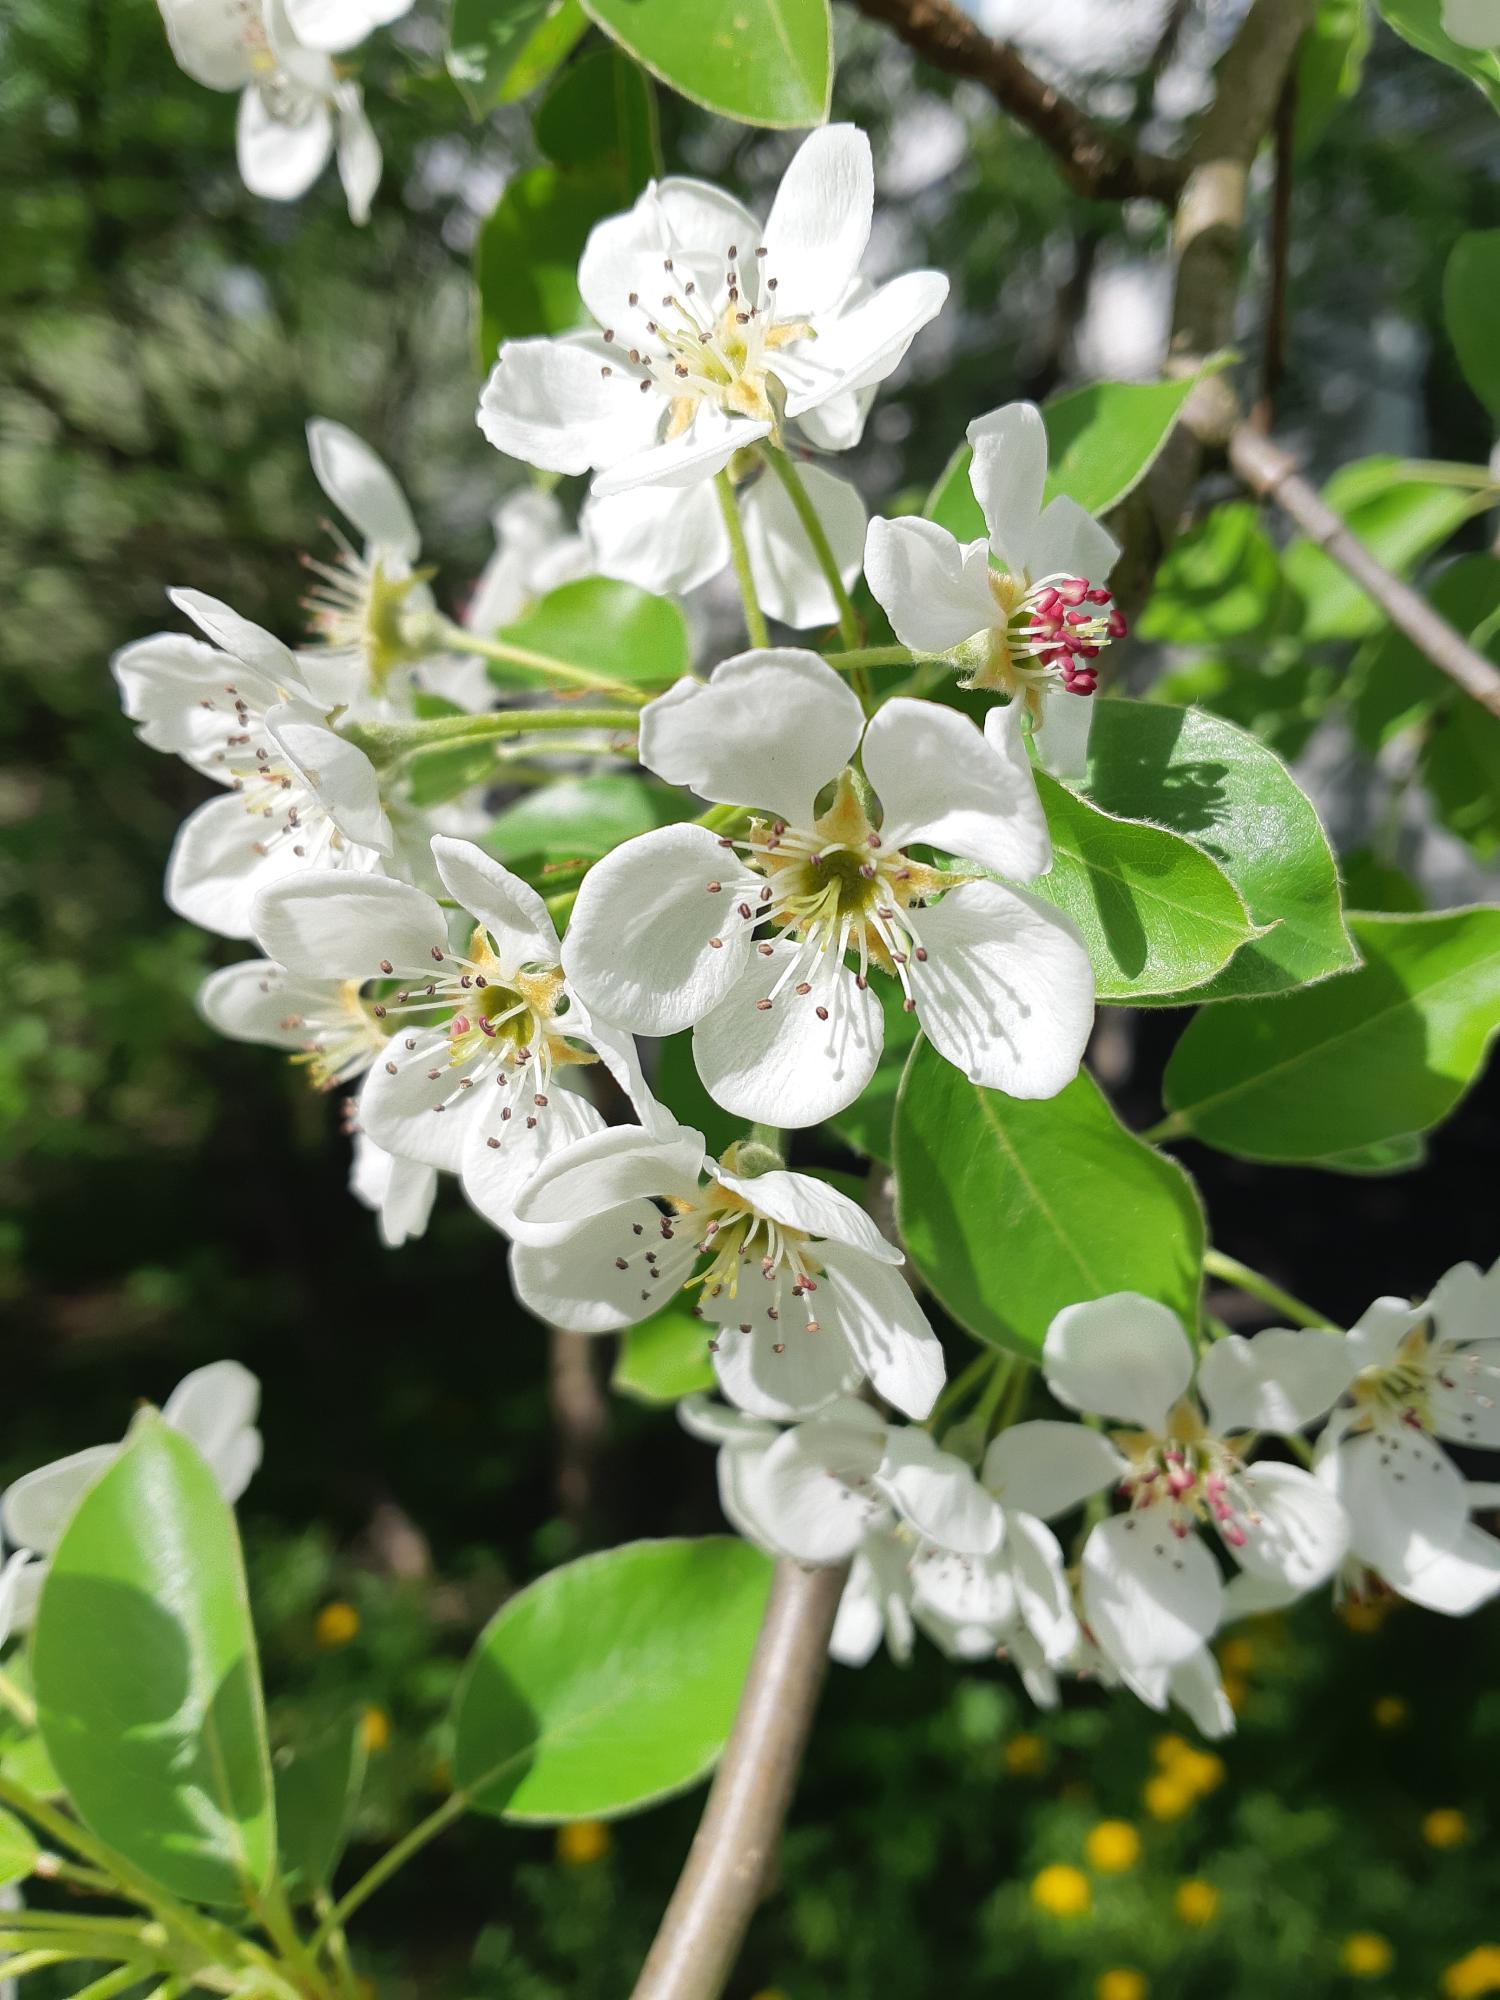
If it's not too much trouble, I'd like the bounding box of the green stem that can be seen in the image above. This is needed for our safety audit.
[760,448,863,653]
[0,1949,70,1978]
[439,622,648,704]
[927,1351,996,1431]
[313,1894,360,2000]
[714,473,770,650]
[973,1356,1021,1437]
[0,1670,36,1730]
[344,707,641,768]
[1139,1112,1189,1145]
[746,1123,785,1162]
[1202,1249,1337,1331]
[62,1964,155,2000]
[252,1883,334,2000]
[308,1791,470,1955]
[819,645,918,672]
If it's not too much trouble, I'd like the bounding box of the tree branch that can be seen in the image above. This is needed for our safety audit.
[630,1559,847,2000]
[1229,426,1500,721]
[843,0,1183,203]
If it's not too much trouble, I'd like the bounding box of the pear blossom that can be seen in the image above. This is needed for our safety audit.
[349,1131,438,1247]
[583,459,867,627]
[112,589,390,938]
[252,835,648,1227]
[561,649,1094,1127]
[864,402,1126,777]
[156,0,384,223]
[465,489,592,639]
[1038,1293,1350,1671]
[477,125,948,497]
[1441,0,1500,47]
[508,1116,945,1419]
[1,1362,263,1629]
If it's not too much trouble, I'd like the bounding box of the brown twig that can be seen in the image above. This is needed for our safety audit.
[630,1559,848,2000]
[1250,69,1298,433]
[1229,426,1500,720]
[844,0,1183,203]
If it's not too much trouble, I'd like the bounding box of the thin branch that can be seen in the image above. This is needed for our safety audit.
[1229,425,1500,721]
[630,1559,847,2000]
[843,0,1183,203]
[1250,68,1297,434]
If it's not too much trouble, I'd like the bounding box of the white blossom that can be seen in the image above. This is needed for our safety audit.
[864,402,1125,777]
[1441,0,1500,47]
[349,1132,438,1247]
[509,1115,945,1419]
[252,835,649,1228]
[561,649,1094,1126]
[477,126,947,496]
[465,490,593,639]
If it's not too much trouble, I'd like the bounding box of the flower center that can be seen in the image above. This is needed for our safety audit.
[965,573,1127,714]
[1113,1405,1254,1548]
[301,532,433,694]
[202,685,353,865]
[1349,1325,1441,1435]
[283,979,388,1091]
[595,245,813,438]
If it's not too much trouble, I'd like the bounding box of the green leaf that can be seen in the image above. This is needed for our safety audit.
[1029,772,1261,1002]
[493,577,690,692]
[534,45,661,183]
[1296,0,1373,154]
[828,980,921,1164]
[275,1718,367,1902]
[654,1032,741,1161]
[1082,699,1358,1000]
[1162,908,1500,1162]
[31,1415,275,1908]
[1138,502,1285,645]
[0,1807,38,1887]
[475,164,617,359]
[1281,457,1489,642]
[1339,848,1425,914]
[485,774,692,872]
[1445,231,1500,419]
[612,1308,715,1404]
[1309,1132,1428,1177]
[452,1538,773,1820]
[894,1050,1205,1361]
[1374,0,1500,111]
[447,0,588,117]
[926,376,1200,542]
[580,0,831,126]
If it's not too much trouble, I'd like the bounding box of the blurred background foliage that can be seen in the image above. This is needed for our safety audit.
[1,0,1498,1993]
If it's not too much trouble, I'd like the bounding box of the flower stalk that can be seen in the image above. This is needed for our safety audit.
[714,473,771,650]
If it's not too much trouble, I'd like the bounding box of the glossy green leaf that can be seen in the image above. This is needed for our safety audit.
[447,0,587,116]
[452,1538,773,1820]
[1138,502,1285,645]
[32,1416,275,1908]
[828,980,921,1164]
[1310,1132,1428,1177]
[1163,908,1500,1161]
[485,774,692,872]
[1296,0,1373,153]
[926,376,1199,542]
[1375,0,1500,110]
[475,165,616,359]
[1082,699,1358,1000]
[1028,773,1261,1002]
[493,577,690,691]
[654,1031,740,1160]
[1445,231,1500,418]
[580,0,831,126]
[535,45,660,182]
[612,1307,715,1404]
[1281,457,1488,642]
[1149,650,1332,763]
[275,1718,366,1901]
[894,1050,1204,1360]
[1339,848,1425,914]
[0,1808,38,1887]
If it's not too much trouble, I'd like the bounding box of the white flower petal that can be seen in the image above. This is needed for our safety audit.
[1082,1513,1224,1670]
[266,702,391,854]
[166,791,311,941]
[3,1446,120,1557]
[431,835,561,969]
[1344,1293,1425,1370]
[906,878,1094,1098]
[158,0,256,88]
[562,824,760,1036]
[166,588,300,681]
[910,1544,1014,1631]
[1428,1258,1500,1349]
[253,869,447,978]
[1429,1353,1500,1449]
[350,1136,437,1247]
[640,649,863,825]
[237,84,333,202]
[878,1429,1002,1553]
[161,1362,261,1497]
[966,402,1047,577]
[1006,1511,1079,1664]
[862,517,996,655]
[1328,1427,1469,1576]
[778,270,948,415]
[862,695,1050,880]
[459,1083,605,1233]
[710,1285,864,1421]
[510,1120,707,1231]
[197,960,334,1049]
[355,1027,486,1172]
[678,1394,776,1449]
[739,464,867,630]
[511,1202,700,1332]
[819,1240,945,1420]
[112,632,256,772]
[982,1419,1124,1520]
[576,177,760,333]
[710,1164,901,1265]
[1198,1329,1358,1437]
[306,419,418,562]
[1390,1521,1500,1614]
[761,126,874,318]
[477,333,660,476]
[1044,1293,1195,1432]
[831,1545,911,1667]
[582,482,729,598]
[1030,494,1120,586]
[283,0,411,52]
[1033,686,1095,782]
[732,1408,887,1563]
[692,942,883,1129]
[589,405,771,498]
[1164,1647,1235,1739]
[1231,1461,1348,1593]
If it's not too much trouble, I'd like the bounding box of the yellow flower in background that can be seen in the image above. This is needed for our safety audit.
[1424,1808,1469,1849]
[1143,1775,1194,1823]
[359,1705,391,1753]
[1341,1596,1393,1635]
[556,1820,611,1867]
[1175,1879,1220,1927]
[1004,1732,1046,1775]
[1152,1733,1191,1768]
[1443,1944,1500,1997]
[1219,1635,1256,1675]
[1097,1971,1147,2000]
[1030,1864,1091,1917]
[314,1600,360,1649]
[1371,1695,1408,1730]
[1340,1933,1393,1978]
[1222,1676,1251,1713]
[1085,1820,1141,1873]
